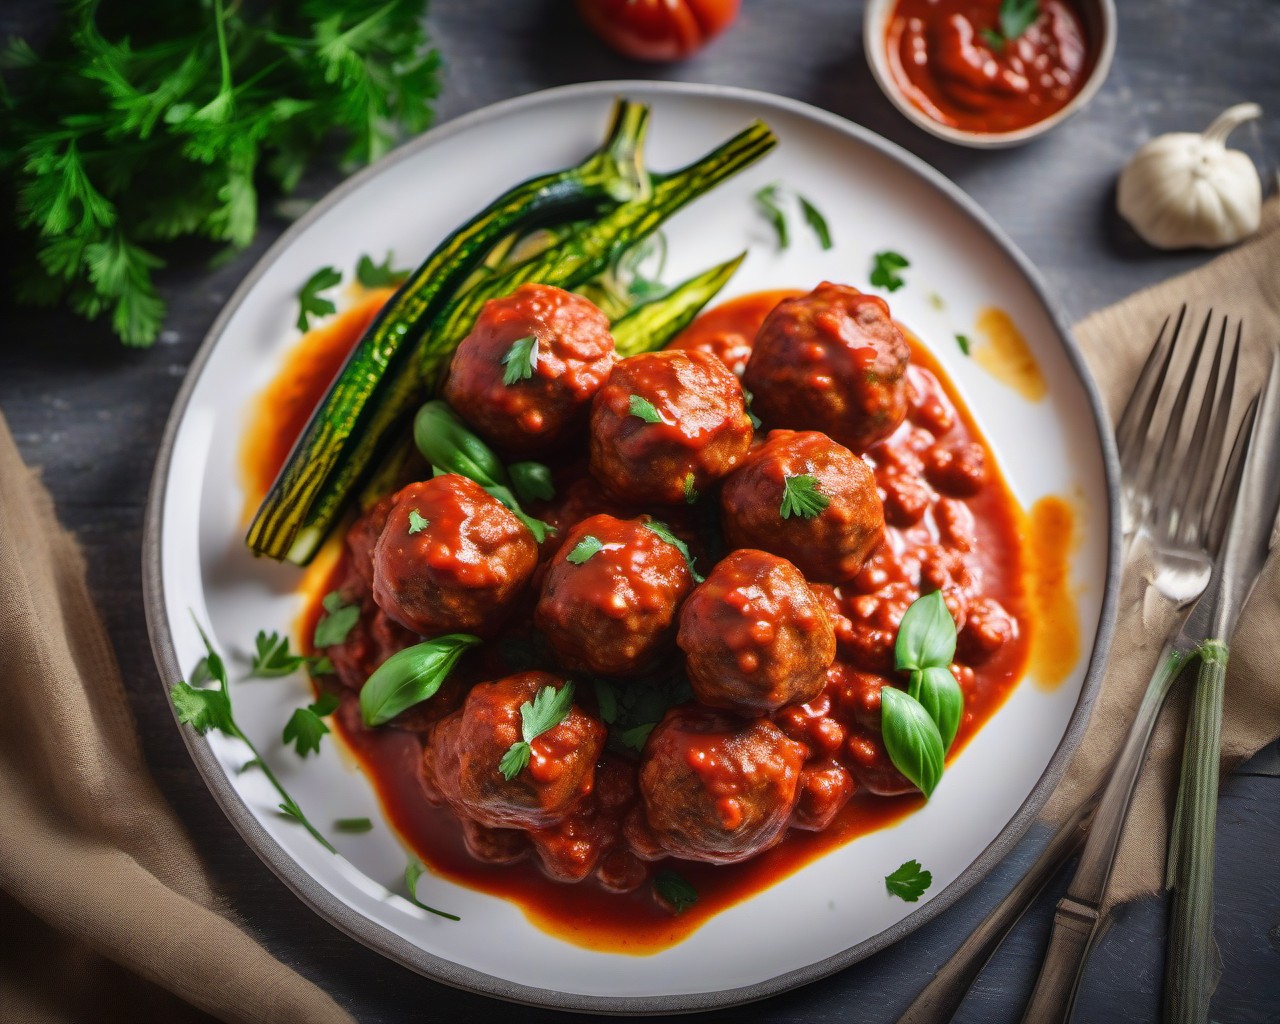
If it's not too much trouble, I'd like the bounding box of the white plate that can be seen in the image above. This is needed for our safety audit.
[144,81,1119,1013]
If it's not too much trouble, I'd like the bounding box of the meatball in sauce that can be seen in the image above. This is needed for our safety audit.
[589,349,754,505]
[678,549,835,715]
[721,430,886,583]
[743,282,911,453]
[371,474,538,637]
[534,513,694,675]
[444,283,617,456]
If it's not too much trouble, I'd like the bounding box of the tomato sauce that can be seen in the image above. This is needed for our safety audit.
[886,0,1096,135]
[263,289,1054,954]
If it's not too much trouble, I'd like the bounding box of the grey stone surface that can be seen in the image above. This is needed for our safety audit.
[1,0,1277,1020]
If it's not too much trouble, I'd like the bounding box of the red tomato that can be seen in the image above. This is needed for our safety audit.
[576,0,741,62]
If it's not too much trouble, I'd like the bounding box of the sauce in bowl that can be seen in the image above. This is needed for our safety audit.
[886,0,1096,135]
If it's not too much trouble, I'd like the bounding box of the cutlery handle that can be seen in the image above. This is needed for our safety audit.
[895,806,1093,1024]
[1019,896,1098,1024]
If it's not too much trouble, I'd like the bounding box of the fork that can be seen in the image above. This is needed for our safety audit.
[894,308,1245,1024]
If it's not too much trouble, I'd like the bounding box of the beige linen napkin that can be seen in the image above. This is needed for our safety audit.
[0,418,353,1024]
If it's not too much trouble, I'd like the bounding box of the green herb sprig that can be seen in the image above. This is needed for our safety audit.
[6,0,440,346]
[628,395,665,424]
[779,474,830,520]
[501,335,539,386]
[881,590,962,798]
[359,634,481,727]
[412,400,555,543]
[499,681,576,781]
[870,250,910,292]
[655,870,699,914]
[644,520,704,582]
[753,183,833,251]
[981,0,1041,50]
[405,858,460,921]
[885,859,932,902]
[170,621,334,852]
[314,592,360,648]
[282,692,340,757]
[567,535,605,564]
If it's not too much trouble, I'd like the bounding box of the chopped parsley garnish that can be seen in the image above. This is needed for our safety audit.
[885,859,933,902]
[619,722,656,752]
[956,334,972,356]
[501,335,539,386]
[567,535,604,565]
[644,520,704,582]
[753,182,833,251]
[282,692,340,757]
[628,395,664,424]
[683,472,699,504]
[779,474,830,520]
[743,388,762,429]
[334,817,374,833]
[355,251,410,289]
[870,250,910,292]
[314,591,360,648]
[296,265,342,332]
[405,859,460,921]
[499,682,576,781]
[407,509,429,534]
[655,870,699,915]
[249,630,308,678]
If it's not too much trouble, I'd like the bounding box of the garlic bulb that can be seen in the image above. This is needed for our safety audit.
[1117,103,1264,250]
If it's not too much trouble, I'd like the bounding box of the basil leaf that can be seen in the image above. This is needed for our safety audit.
[413,400,508,490]
[911,665,963,753]
[881,687,945,798]
[509,461,555,503]
[894,590,957,672]
[359,634,481,727]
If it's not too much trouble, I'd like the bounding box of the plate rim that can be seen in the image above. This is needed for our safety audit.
[142,78,1121,1015]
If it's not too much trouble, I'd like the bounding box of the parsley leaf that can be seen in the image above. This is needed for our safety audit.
[356,251,410,289]
[405,859,460,920]
[870,251,911,292]
[499,682,576,781]
[885,859,933,902]
[501,335,539,386]
[407,509,429,534]
[314,591,360,648]
[780,474,830,520]
[628,395,665,424]
[296,265,342,332]
[335,817,374,833]
[619,722,656,752]
[798,194,834,250]
[754,182,834,251]
[999,0,1041,43]
[171,620,333,852]
[655,870,699,914]
[956,334,972,356]
[644,520,704,582]
[250,630,308,678]
[282,692,340,757]
[593,678,619,725]
[743,388,762,430]
[683,472,699,504]
[754,184,790,249]
[567,535,604,564]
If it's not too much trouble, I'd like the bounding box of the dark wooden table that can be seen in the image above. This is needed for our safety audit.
[3,1,1278,1021]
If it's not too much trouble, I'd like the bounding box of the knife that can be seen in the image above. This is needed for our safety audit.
[1163,351,1280,1024]
[1018,352,1280,1024]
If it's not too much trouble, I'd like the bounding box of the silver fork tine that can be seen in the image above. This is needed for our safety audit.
[1179,318,1240,548]
[1206,389,1258,555]
[1146,310,1215,544]
[1117,308,1181,479]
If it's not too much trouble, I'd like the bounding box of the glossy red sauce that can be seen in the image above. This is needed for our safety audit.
[886,0,1095,135]
[272,289,1035,953]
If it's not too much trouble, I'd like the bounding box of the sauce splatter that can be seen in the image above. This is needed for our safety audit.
[239,289,394,521]
[973,306,1047,402]
[1026,494,1080,689]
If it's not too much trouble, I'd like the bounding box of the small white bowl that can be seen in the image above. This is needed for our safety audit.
[863,0,1117,148]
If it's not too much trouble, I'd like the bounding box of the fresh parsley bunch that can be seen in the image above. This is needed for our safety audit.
[1,0,441,346]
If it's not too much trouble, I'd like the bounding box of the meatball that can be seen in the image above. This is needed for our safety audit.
[371,474,538,636]
[630,705,805,864]
[534,514,693,675]
[677,549,835,714]
[720,430,885,583]
[443,283,617,456]
[345,493,395,589]
[589,349,753,505]
[743,282,911,452]
[423,671,606,830]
